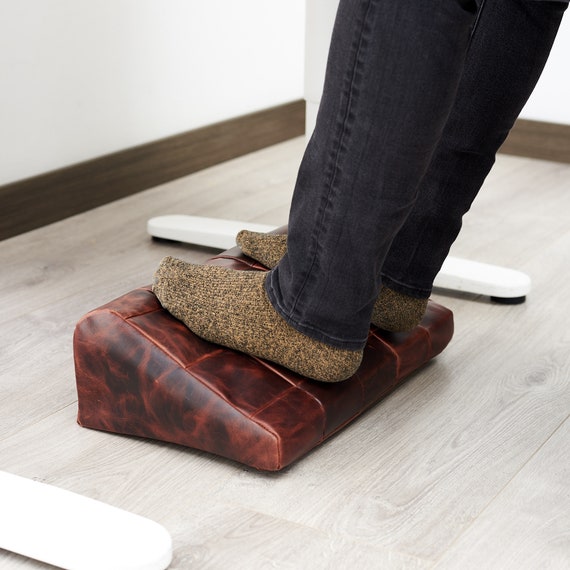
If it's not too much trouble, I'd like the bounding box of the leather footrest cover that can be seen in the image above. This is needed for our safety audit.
[74,248,454,471]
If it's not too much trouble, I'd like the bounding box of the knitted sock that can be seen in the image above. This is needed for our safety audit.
[372,287,428,332]
[236,230,428,332]
[236,230,288,269]
[152,257,363,382]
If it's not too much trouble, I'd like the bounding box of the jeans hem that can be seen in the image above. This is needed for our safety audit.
[381,274,432,300]
[265,273,368,351]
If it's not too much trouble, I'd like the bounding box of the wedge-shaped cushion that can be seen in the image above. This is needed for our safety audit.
[74,248,453,471]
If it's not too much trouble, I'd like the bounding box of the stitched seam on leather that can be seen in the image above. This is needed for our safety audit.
[251,357,328,439]
[185,360,282,426]
[369,330,401,378]
[419,326,433,358]
[187,363,282,467]
[249,383,321,468]
[110,313,311,468]
[122,314,223,369]
[123,306,163,319]
[249,385,298,418]
[183,349,226,369]
[210,255,262,267]
[122,323,283,460]
[123,314,283,446]
[250,356,301,388]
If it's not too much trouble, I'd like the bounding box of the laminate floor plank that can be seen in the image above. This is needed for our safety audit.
[1,138,569,569]
[0,138,299,323]
[207,161,570,560]
[167,502,431,570]
[434,417,570,570]
[210,309,569,560]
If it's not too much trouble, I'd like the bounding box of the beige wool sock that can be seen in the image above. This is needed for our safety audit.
[152,257,363,382]
[372,287,428,332]
[236,230,287,269]
[236,229,428,332]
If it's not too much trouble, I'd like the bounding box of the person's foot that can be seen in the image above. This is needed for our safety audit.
[372,286,428,332]
[236,230,287,269]
[236,230,428,332]
[153,256,363,382]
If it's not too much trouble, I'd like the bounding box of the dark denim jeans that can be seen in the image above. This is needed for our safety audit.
[266,0,567,350]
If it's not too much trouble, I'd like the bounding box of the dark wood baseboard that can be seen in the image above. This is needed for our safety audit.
[1,104,568,241]
[0,100,305,241]
[500,118,570,164]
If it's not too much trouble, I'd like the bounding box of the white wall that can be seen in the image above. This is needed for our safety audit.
[0,0,305,186]
[304,0,570,141]
[520,12,570,124]
[1,1,568,187]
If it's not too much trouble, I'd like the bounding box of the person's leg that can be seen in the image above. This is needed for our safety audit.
[237,0,567,329]
[154,0,477,381]
[380,0,568,300]
[236,229,428,332]
[266,0,477,348]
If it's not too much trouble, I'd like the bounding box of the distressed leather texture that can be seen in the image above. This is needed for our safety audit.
[74,246,454,471]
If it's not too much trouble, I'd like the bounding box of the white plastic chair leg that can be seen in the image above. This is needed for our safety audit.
[0,470,172,570]
[147,215,530,303]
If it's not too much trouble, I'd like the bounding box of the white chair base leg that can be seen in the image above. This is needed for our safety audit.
[147,215,276,251]
[147,215,531,303]
[434,256,530,303]
[0,470,172,570]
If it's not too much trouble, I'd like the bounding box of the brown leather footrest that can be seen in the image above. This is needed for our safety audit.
[74,248,454,471]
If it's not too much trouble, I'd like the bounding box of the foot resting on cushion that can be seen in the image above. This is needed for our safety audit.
[236,230,428,332]
[236,230,288,269]
[152,256,363,382]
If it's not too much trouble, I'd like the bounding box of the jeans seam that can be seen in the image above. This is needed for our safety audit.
[469,0,487,42]
[380,273,432,299]
[286,0,375,320]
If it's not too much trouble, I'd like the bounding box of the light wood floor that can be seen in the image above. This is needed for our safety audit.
[1,137,569,569]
